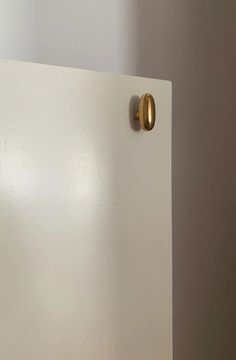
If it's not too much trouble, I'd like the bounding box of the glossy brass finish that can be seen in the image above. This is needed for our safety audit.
[134,93,156,131]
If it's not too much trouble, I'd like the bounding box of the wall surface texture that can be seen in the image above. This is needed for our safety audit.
[1,1,236,359]
[0,0,35,60]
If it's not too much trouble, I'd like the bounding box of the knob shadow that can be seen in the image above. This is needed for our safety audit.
[129,95,141,131]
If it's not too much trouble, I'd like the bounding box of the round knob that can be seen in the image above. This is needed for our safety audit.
[134,93,156,131]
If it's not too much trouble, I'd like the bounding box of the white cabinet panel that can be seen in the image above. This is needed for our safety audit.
[0,60,172,360]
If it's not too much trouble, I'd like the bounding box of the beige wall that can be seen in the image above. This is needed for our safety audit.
[1,0,236,358]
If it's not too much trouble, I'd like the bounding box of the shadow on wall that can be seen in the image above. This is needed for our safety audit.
[134,0,236,359]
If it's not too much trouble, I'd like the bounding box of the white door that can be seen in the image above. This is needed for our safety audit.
[0,60,172,360]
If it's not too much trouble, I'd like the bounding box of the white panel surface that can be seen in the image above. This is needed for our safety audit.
[0,60,172,360]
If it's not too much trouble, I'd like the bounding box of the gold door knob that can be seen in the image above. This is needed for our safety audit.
[134,93,156,131]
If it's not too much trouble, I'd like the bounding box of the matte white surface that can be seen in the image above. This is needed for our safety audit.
[0,60,172,359]
[0,0,34,60]
[0,0,136,74]
[33,0,136,73]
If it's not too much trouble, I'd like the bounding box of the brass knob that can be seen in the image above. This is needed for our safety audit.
[134,93,156,131]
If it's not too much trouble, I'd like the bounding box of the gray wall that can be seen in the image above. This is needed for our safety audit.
[134,2,236,359]
[0,0,35,60]
[1,0,236,359]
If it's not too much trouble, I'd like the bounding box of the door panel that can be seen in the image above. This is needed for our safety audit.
[0,60,172,360]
